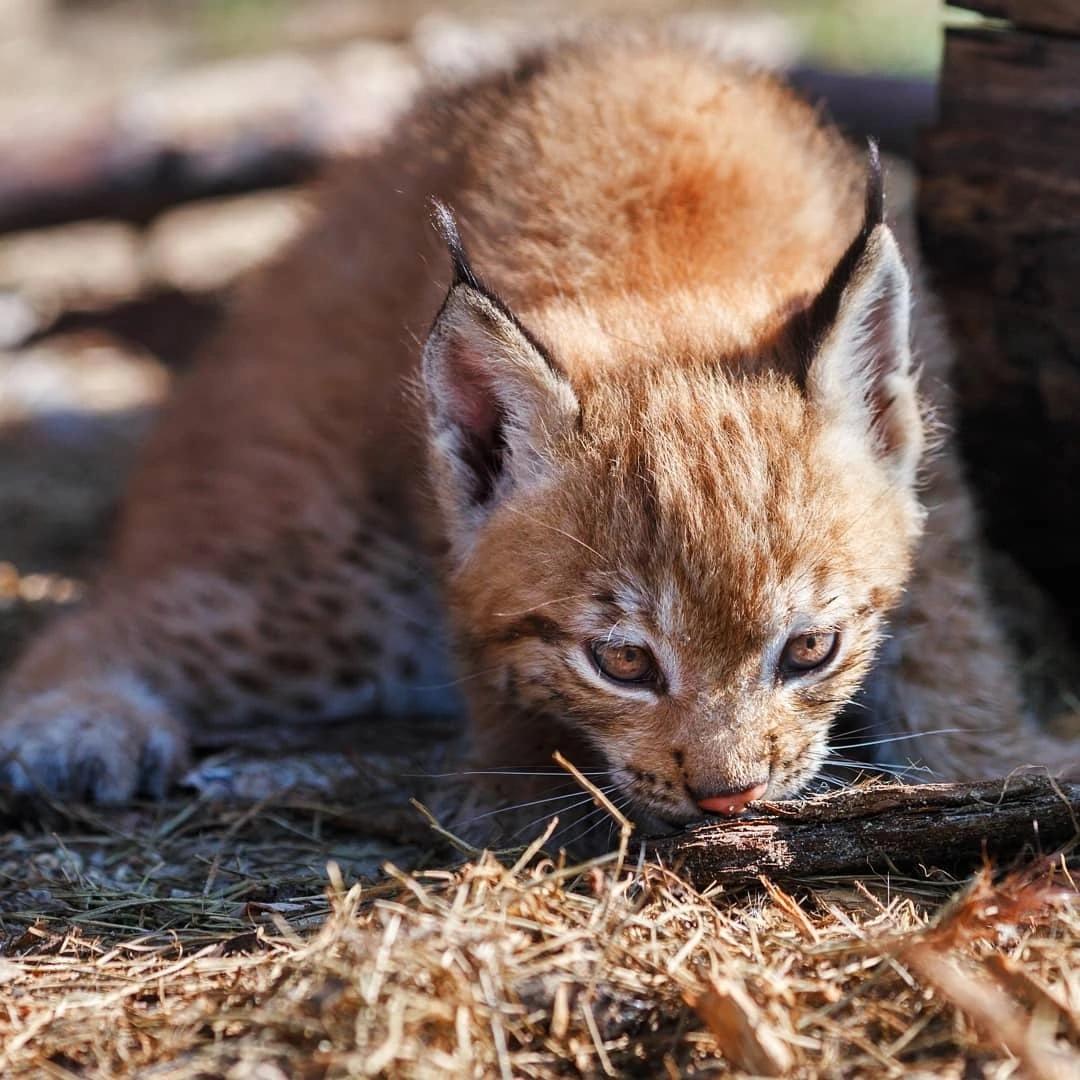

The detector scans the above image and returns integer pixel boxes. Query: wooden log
[952,0,1080,35]
[0,115,323,235]
[0,48,419,235]
[917,10,1080,635]
[648,777,1079,887]
[27,290,225,371]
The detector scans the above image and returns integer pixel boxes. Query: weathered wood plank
[917,12,1080,633]
[938,27,1080,116]
[648,778,1080,886]
[951,0,1080,36]
[0,121,322,235]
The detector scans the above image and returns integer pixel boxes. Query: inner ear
[422,201,579,542]
[441,332,509,505]
[806,225,914,435]
[422,279,580,565]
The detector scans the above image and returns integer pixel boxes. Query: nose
[696,781,768,817]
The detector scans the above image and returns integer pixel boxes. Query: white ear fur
[422,283,579,548]
[807,224,923,483]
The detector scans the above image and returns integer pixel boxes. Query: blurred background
[2,0,1077,708]
[0,2,950,551]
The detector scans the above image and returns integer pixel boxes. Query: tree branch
[647,777,1080,886]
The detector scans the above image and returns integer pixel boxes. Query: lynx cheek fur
[0,35,1075,832]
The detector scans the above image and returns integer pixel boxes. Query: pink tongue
[697,782,768,816]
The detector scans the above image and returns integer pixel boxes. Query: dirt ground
[1,3,1078,1077]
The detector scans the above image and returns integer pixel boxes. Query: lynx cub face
[423,170,926,830]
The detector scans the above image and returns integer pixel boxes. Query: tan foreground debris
[685,977,794,1076]
[0,791,1077,1077]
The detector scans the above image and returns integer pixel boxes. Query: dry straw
[0,776,1078,1077]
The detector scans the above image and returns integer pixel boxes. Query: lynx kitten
[1,34,1075,837]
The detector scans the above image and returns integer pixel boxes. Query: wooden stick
[648,777,1080,887]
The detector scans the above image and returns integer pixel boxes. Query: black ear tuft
[864,138,883,232]
[795,138,888,371]
[426,196,566,381]
[428,198,482,291]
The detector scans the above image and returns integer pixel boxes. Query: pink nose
[696,782,768,817]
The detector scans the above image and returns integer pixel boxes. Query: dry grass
[1,780,1077,1078]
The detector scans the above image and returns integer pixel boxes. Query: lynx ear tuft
[428,198,483,292]
[802,143,923,482]
[864,138,884,231]
[422,205,579,551]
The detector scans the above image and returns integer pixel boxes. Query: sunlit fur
[447,355,921,829]
[0,31,1075,826]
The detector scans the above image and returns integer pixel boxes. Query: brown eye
[780,630,839,676]
[591,641,658,685]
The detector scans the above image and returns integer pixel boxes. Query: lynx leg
[0,519,456,802]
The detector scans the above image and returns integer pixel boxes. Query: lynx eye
[779,630,839,677]
[591,641,657,685]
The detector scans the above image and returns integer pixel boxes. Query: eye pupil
[591,641,657,685]
[780,629,838,676]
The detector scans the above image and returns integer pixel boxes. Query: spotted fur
[1,32,1075,830]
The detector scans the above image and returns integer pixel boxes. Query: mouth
[616,788,762,836]
[605,762,799,836]
[696,780,770,817]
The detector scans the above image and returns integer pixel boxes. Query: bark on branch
[647,777,1080,887]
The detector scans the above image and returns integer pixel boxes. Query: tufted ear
[802,143,923,483]
[422,201,579,550]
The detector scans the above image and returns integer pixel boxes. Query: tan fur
[1,33,1075,827]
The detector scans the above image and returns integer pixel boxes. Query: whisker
[505,776,620,837]
[516,793,609,842]
[556,792,632,852]
[406,768,610,779]
[553,807,609,851]
[504,506,609,564]
[493,593,595,618]
[457,786,613,828]
[564,795,633,851]
[827,752,928,769]
[409,666,507,691]
[830,720,881,739]
[832,728,965,751]
[810,773,849,791]
[824,756,936,779]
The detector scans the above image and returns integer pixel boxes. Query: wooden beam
[917,14,1080,632]
[951,0,1080,36]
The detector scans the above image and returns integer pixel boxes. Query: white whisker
[457,786,611,827]
[493,593,595,618]
[563,795,632,851]
[825,757,935,778]
[832,728,965,751]
[505,506,609,564]
[513,791,611,840]
[409,666,506,691]
[406,768,609,779]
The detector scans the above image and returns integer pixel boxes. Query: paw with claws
[0,677,189,802]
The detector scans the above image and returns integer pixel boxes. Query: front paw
[0,677,189,802]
